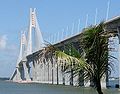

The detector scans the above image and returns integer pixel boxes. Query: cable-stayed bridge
[10,8,120,88]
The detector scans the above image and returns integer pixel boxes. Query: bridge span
[10,8,120,88]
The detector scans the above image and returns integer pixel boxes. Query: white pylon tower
[10,8,45,81]
[10,31,27,81]
[26,8,44,55]
[22,8,45,81]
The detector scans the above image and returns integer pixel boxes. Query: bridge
[10,8,120,87]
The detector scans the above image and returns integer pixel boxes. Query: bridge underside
[10,9,120,88]
[26,49,85,86]
[23,16,120,87]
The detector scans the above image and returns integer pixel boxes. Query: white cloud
[0,35,7,49]
[0,34,19,77]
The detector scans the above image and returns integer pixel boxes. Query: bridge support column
[43,60,45,83]
[16,68,22,81]
[78,70,84,86]
[117,26,120,88]
[37,59,41,82]
[56,62,59,85]
[47,58,54,84]
[32,60,37,81]
[57,60,63,85]
[64,61,70,85]
[23,61,31,81]
[12,67,22,81]
[53,58,57,84]
[62,63,65,85]
[70,68,73,86]
[36,60,39,81]
[51,60,54,84]
[45,61,49,83]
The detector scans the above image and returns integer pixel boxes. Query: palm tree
[81,23,117,94]
[42,23,115,94]
[42,44,59,84]
[79,23,109,94]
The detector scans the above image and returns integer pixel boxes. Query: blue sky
[0,0,120,77]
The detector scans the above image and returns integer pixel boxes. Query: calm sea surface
[0,80,119,94]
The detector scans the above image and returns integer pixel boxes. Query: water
[109,79,119,88]
[0,80,119,94]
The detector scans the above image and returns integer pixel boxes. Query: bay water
[0,80,119,94]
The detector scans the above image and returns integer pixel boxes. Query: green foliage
[43,22,116,94]
[55,23,115,94]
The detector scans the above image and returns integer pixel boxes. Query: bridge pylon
[10,8,45,82]
[26,8,44,55]
[10,31,26,81]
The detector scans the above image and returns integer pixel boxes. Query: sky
[0,0,120,78]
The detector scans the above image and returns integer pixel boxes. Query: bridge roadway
[25,16,120,87]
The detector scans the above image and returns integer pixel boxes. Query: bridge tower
[10,31,26,81]
[26,8,44,55]
[22,8,45,81]
[10,8,45,82]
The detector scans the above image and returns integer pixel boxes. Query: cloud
[0,34,18,56]
[0,35,7,49]
[0,34,19,77]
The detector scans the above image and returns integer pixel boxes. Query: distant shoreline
[0,77,9,81]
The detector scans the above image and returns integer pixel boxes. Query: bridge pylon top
[26,8,44,56]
